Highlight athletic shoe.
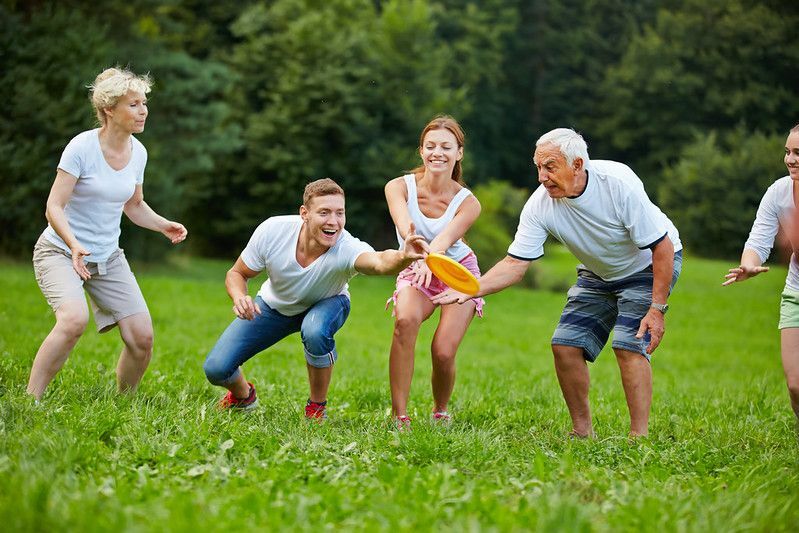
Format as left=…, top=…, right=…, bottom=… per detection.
left=431, top=411, right=451, bottom=426
left=393, top=415, right=412, bottom=431
left=218, top=382, right=258, bottom=410
left=305, top=399, right=328, bottom=420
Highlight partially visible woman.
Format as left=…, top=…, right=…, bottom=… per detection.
left=28, top=67, right=187, bottom=400
left=723, top=123, right=799, bottom=421
left=385, top=115, right=483, bottom=429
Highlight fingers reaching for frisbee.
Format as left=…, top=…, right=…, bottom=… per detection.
left=430, top=288, right=471, bottom=306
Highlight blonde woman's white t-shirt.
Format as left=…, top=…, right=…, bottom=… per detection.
left=508, top=160, right=682, bottom=281
left=241, top=215, right=375, bottom=316
left=42, top=129, right=146, bottom=263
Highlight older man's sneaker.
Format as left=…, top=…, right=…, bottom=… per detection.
left=305, top=399, right=328, bottom=420
left=218, top=382, right=258, bottom=410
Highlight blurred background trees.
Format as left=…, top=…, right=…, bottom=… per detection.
left=1, top=0, right=797, bottom=266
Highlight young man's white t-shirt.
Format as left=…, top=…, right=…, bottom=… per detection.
left=240, top=215, right=375, bottom=316
left=743, top=176, right=799, bottom=290
left=42, top=129, right=146, bottom=263
left=507, top=159, right=682, bottom=282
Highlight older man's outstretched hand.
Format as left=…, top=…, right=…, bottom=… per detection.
left=430, top=288, right=471, bottom=306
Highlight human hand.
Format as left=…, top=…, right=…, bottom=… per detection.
left=403, top=231, right=430, bottom=261
left=70, top=245, right=92, bottom=280
left=722, top=264, right=769, bottom=286
left=232, top=295, right=261, bottom=320
left=162, top=221, right=188, bottom=244
left=430, top=287, right=471, bottom=306
left=635, top=308, right=665, bottom=354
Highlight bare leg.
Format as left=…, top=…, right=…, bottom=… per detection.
left=780, top=328, right=799, bottom=420
left=27, top=299, right=89, bottom=400
left=307, top=363, right=333, bottom=403
left=116, top=312, right=154, bottom=393
left=552, top=344, right=593, bottom=436
left=614, top=348, right=652, bottom=437
left=430, top=301, right=476, bottom=413
left=389, top=287, right=435, bottom=417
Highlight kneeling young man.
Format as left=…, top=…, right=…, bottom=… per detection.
left=204, top=178, right=428, bottom=418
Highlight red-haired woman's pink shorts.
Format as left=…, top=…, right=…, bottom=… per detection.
left=386, top=252, right=485, bottom=317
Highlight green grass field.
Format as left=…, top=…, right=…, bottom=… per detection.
left=1, top=250, right=797, bottom=531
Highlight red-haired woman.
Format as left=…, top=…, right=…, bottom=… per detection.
left=385, top=116, right=484, bottom=429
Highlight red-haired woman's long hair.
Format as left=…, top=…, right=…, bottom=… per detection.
left=409, top=115, right=466, bottom=185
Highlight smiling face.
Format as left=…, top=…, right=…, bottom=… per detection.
left=105, top=90, right=148, bottom=134
left=419, top=128, right=463, bottom=177
left=300, top=193, right=346, bottom=249
left=533, top=142, right=584, bottom=198
left=786, top=131, right=799, bottom=181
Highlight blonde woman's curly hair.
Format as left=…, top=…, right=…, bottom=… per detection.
left=88, top=67, right=152, bottom=125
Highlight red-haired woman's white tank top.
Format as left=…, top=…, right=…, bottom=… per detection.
left=394, top=174, right=474, bottom=261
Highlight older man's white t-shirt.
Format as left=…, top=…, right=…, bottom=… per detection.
left=508, top=160, right=682, bottom=281
left=241, top=215, right=375, bottom=316
left=43, top=129, right=146, bottom=263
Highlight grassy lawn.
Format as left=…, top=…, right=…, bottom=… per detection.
left=0, top=249, right=797, bottom=531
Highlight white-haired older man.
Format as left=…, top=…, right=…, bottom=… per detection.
left=434, top=128, right=682, bottom=437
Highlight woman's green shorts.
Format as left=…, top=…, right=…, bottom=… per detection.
left=778, top=290, right=799, bottom=329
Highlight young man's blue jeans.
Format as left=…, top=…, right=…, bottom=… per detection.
left=203, top=295, right=351, bottom=386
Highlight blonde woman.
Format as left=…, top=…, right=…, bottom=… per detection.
left=29, top=68, right=187, bottom=400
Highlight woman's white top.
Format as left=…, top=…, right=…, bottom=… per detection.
left=42, top=129, right=146, bottom=263
left=394, top=174, right=474, bottom=261
left=743, top=176, right=799, bottom=290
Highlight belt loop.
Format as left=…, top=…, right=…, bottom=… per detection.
left=98, top=261, right=107, bottom=276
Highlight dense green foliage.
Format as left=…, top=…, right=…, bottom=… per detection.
left=1, top=0, right=797, bottom=260
left=1, top=254, right=798, bottom=530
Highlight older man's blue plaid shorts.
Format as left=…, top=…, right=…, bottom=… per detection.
left=551, top=251, right=682, bottom=362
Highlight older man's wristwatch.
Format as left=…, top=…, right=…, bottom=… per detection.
left=651, top=302, right=669, bottom=314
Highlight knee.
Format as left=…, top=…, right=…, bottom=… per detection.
left=394, top=313, right=422, bottom=338
left=56, top=309, right=89, bottom=340
left=203, top=355, right=235, bottom=385
left=787, top=375, right=799, bottom=400
left=301, top=324, right=333, bottom=356
left=129, top=328, right=154, bottom=357
left=431, top=341, right=456, bottom=366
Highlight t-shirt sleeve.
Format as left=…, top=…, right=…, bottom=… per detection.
left=338, top=231, right=376, bottom=275
left=743, top=183, right=782, bottom=263
left=617, top=185, right=669, bottom=249
left=136, top=143, right=147, bottom=185
left=239, top=219, right=274, bottom=272
left=507, top=195, right=547, bottom=260
left=57, top=134, right=85, bottom=178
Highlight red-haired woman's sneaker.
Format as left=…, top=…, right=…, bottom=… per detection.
left=305, top=399, right=328, bottom=420
left=393, top=415, right=412, bottom=431
left=218, top=382, right=258, bottom=410
left=432, top=411, right=451, bottom=426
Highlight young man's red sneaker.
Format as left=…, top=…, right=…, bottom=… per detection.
left=305, top=399, right=328, bottom=420
left=218, top=382, right=258, bottom=410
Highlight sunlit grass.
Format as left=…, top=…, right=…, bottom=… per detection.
left=1, top=249, right=797, bottom=531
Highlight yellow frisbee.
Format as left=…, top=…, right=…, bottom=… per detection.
left=425, top=253, right=480, bottom=296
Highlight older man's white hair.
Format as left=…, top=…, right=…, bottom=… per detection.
left=536, top=128, right=590, bottom=167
